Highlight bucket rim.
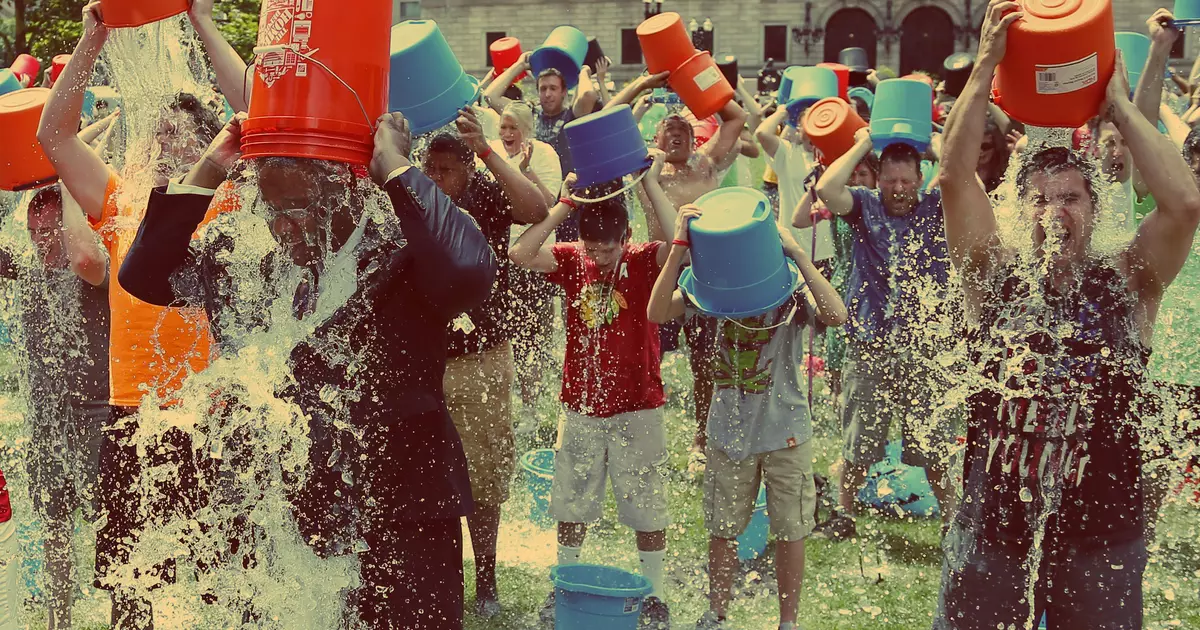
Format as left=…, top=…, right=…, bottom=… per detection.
left=550, top=564, right=654, bottom=599
left=679, top=258, right=802, bottom=320
left=519, top=449, right=556, bottom=477
left=401, top=74, right=481, bottom=135
left=101, top=2, right=189, bottom=28
left=243, top=115, right=373, bottom=136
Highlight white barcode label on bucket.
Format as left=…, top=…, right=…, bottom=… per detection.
left=1035, top=53, right=1099, bottom=95
left=694, top=66, right=723, bottom=91
left=624, top=597, right=640, bottom=613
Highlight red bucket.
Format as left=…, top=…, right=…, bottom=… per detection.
left=100, top=0, right=189, bottom=28
left=49, top=55, right=71, bottom=85
left=10, top=54, right=40, bottom=87
left=669, top=51, right=734, bottom=119
left=490, top=37, right=528, bottom=81
left=817, top=62, right=850, bottom=100
left=243, top=0, right=391, bottom=165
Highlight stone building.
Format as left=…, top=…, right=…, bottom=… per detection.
left=394, top=0, right=1191, bottom=81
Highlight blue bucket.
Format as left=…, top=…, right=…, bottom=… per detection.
left=782, top=66, right=838, bottom=126
left=552, top=564, right=653, bottom=630
left=521, top=449, right=556, bottom=528
left=0, top=70, right=21, bottom=97
left=565, top=104, right=651, bottom=188
left=389, top=20, right=480, bottom=135
left=1175, top=0, right=1200, bottom=26
left=858, top=441, right=939, bottom=518
left=680, top=187, right=801, bottom=319
left=847, top=86, right=874, bottom=114
left=736, top=485, right=770, bottom=562
left=81, top=86, right=119, bottom=121
left=870, top=78, right=933, bottom=152
left=531, top=26, right=588, bottom=90
left=1115, top=32, right=1151, bottom=96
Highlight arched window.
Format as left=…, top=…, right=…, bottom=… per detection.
left=900, top=6, right=956, bottom=76
left=824, top=9, right=878, bottom=67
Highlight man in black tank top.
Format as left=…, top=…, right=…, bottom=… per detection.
left=934, top=3, right=1200, bottom=629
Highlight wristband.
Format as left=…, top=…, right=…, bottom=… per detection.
left=672, top=239, right=690, bottom=248
left=477, top=146, right=493, bottom=161
left=559, top=197, right=579, bottom=210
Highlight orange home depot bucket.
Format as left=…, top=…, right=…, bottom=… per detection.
left=0, top=88, right=56, bottom=191
left=668, top=51, right=734, bottom=119
left=995, top=0, right=1115, bottom=129
left=100, top=0, right=189, bottom=28
left=242, top=0, right=391, bottom=166
left=491, top=37, right=528, bottom=81
left=803, top=97, right=867, bottom=166
left=637, top=13, right=695, bottom=74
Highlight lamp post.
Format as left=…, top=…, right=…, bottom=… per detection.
left=791, top=2, right=824, bottom=55
left=643, top=0, right=664, bottom=20
left=689, top=17, right=714, bottom=54
left=875, top=0, right=901, bottom=55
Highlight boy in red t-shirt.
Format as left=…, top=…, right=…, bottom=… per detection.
left=509, top=155, right=679, bottom=628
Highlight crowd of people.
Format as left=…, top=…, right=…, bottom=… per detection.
left=0, top=1, right=1198, bottom=629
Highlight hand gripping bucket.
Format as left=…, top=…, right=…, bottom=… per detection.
left=520, top=449, right=555, bottom=528
left=9, top=54, right=39, bottom=87
left=491, top=37, right=528, bottom=82
left=669, top=51, right=734, bottom=120
left=680, top=187, right=802, bottom=319
left=817, top=62, right=850, bottom=100
left=530, top=26, right=588, bottom=89
left=1174, top=0, right=1200, bottom=27
left=995, top=0, right=1115, bottom=129
left=565, top=104, right=652, bottom=190
left=390, top=20, right=480, bottom=135
left=782, top=66, right=839, bottom=126
left=637, top=13, right=695, bottom=75
left=0, top=70, right=21, bottom=98
left=99, top=0, right=189, bottom=28
left=551, top=564, right=653, bottom=630
left=1115, top=32, right=1151, bottom=97
left=242, top=0, right=391, bottom=165
left=804, top=97, right=868, bottom=166
left=870, top=78, right=934, bottom=152
left=736, top=485, right=770, bottom=561
left=0, top=88, right=57, bottom=192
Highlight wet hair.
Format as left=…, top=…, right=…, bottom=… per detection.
left=1015, top=147, right=1100, bottom=206
left=578, top=196, right=630, bottom=244
left=424, top=133, right=475, bottom=166
left=1183, top=127, right=1200, bottom=162
left=658, top=114, right=695, bottom=140
left=979, top=118, right=1012, bottom=193
left=536, top=68, right=566, bottom=91
left=26, top=185, right=62, bottom=221
left=504, top=85, right=523, bottom=101
left=879, top=143, right=922, bottom=176
left=168, top=92, right=222, bottom=144
left=501, top=102, right=536, bottom=141
left=850, top=96, right=871, bottom=122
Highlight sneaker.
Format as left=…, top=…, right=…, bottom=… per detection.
left=473, top=598, right=501, bottom=619
left=695, top=609, right=726, bottom=629
left=639, top=596, right=670, bottom=629
left=538, top=591, right=556, bottom=627
left=812, top=512, right=857, bottom=541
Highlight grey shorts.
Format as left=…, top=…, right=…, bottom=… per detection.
left=29, top=402, right=107, bottom=522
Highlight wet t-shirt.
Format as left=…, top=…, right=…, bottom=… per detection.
left=843, top=187, right=950, bottom=345
left=960, top=263, right=1148, bottom=544
left=446, top=173, right=517, bottom=358
left=546, top=241, right=665, bottom=417
left=536, top=106, right=577, bottom=179
left=19, top=267, right=110, bottom=410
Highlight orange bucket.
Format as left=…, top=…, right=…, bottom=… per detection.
left=803, top=97, right=868, bottom=166
left=100, top=0, right=189, bottom=28
left=995, top=0, right=1115, bottom=128
left=243, top=0, right=391, bottom=165
left=0, top=88, right=56, bottom=191
left=637, top=13, right=695, bottom=74
left=490, top=37, right=528, bottom=81
left=668, top=51, right=734, bottom=120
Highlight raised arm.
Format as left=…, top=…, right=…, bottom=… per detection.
left=458, top=108, right=548, bottom=224
left=647, top=205, right=701, bottom=324
left=1159, top=102, right=1191, bottom=148
left=1131, top=9, right=1180, bottom=200
left=483, top=52, right=529, bottom=114
left=700, top=99, right=748, bottom=172
left=604, top=72, right=669, bottom=110
left=572, top=66, right=600, bottom=118
left=593, top=56, right=613, bottom=104
left=755, top=107, right=789, bottom=160
left=36, top=1, right=116, bottom=220
left=815, top=128, right=872, bottom=217
left=189, top=0, right=251, bottom=113
left=510, top=175, right=577, bottom=273
left=779, top=225, right=847, bottom=327
left=789, top=183, right=817, bottom=229
left=640, top=150, right=681, bottom=260
left=60, top=187, right=107, bottom=286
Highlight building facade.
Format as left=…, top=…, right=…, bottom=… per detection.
left=399, top=0, right=1188, bottom=81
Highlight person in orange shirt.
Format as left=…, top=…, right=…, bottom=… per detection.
left=35, top=2, right=241, bottom=627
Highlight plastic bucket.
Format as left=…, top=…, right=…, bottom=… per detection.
left=0, top=70, right=21, bottom=97
left=804, top=97, right=868, bottom=166
left=490, top=37, right=528, bottom=82
left=565, top=104, right=652, bottom=188
left=943, top=52, right=975, bottom=98
left=100, top=0, right=189, bottom=28
left=848, top=86, right=874, bottom=114
left=995, top=0, right=1115, bottom=129
left=9, top=54, right=39, bottom=86
left=680, top=187, right=801, bottom=318
left=82, top=86, right=120, bottom=120
left=1174, top=0, right=1200, bottom=26
left=783, top=66, right=839, bottom=125
left=552, top=564, right=653, bottom=630
left=716, top=53, right=739, bottom=87
left=839, top=47, right=870, bottom=73
left=817, top=62, right=850, bottom=100
left=49, top=55, right=70, bottom=85
left=390, top=20, right=479, bottom=135
left=584, top=37, right=606, bottom=72
left=520, top=449, right=555, bottom=527
left=243, top=0, right=390, bottom=165
left=637, top=12, right=695, bottom=74
left=870, top=78, right=933, bottom=152
left=1115, top=32, right=1151, bottom=96
left=531, top=26, right=588, bottom=89
left=668, top=51, right=734, bottom=119
left=736, top=485, right=770, bottom=562
left=0, top=88, right=57, bottom=192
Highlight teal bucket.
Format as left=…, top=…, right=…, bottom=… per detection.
left=552, top=564, right=653, bottom=630
left=782, top=66, right=838, bottom=126
left=521, top=449, right=556, bottom=528
left=531, top=26, right=588, bottom=89
left=848, top=86, right=874, bottom=115
left=871, top=78, right=933, bottom=152
left=1115, top=32, right=1151, bottom=96
left=389, top=20, right=480, bottom=135
left=736, top=485, right=769, bottom=562
left=1175, top=0, right=1200, bottom=26
left=0, top=70, right=21, bottom=97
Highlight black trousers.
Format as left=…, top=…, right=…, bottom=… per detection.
left=353, top=518, right=464, bottom=629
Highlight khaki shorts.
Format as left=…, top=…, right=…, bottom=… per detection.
left=445, top=342, right=516, bottom=506
left=550, top=408, right=670, bottom=532
left=704, top=440, right=817, bottom=542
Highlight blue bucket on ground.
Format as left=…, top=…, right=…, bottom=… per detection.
left=0, top=70, right=21, bottom=97
left=1175, top=0, right=1200, bottom=26
left=521, top=449, right=556, bottom=528
left=736, top=485, right=769, bottom=562
left=680, top=187, right=801, bottom=319
left=848, top=86, right=874, bottom=115
left=389, top=20, right=480, bottom=135
left=870, top=78, right=933, bottom=152
left=858, top=441, right=939, bottom=518
left=565, top=104, right=651, bottom=188
left=1115, top=32, right=1151, bottom=96
left=782, top=66, right=838, bottom=126
left=531, top=26, right=588, bottom=89
left=552, top=564, right=653, bottom=630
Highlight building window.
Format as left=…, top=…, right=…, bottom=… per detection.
left=621, top=28, right=642, bottom=65
left=1171, top=35, right=1185, bottom=60
left=486, top=32, right=507, bottom=66
left=764, top=25, right=788, bottom=62
left=393, top=0, right=420, bottom=24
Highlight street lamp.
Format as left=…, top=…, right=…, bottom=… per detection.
left=690, top=18, right=714, bottom=54
left=643, top=0, right=664, bottom=20
left=791, top=2, right=824, bottom=55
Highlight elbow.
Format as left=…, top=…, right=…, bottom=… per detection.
left=70, top=252, right=107, bottom=287
left=647, top=305, right=670, bottom=325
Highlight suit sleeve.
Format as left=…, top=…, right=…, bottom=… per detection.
left=384, top=168, right=497, bottom=320
left=118, top=186, right=209, bottom=307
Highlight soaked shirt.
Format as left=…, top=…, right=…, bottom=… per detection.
left=960, top=263, right=1148, bottom=544
left=446, top=172, right=517, bottom=358
left=843, top=187, right=950, bottom=345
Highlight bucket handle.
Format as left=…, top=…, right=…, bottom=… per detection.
left=249, top=44, right=376, bottom=133
left=568, top=166, right=650, bottom=203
